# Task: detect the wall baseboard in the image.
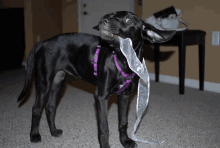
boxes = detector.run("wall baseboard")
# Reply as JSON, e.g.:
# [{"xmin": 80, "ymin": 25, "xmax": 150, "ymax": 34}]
[
  {"xmin": 21, "ymin": 61, "xmax": 219, "ymax": 94},
  {"xmin": 149, "ymin": 73, "xmax": 220, "ymax": 94}
]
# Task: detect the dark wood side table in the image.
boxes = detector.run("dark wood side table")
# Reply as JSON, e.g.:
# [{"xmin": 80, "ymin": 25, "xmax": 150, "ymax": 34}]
[{"xmin": 144, "ymin": 29, "xmax": 206, "ymax": 94}]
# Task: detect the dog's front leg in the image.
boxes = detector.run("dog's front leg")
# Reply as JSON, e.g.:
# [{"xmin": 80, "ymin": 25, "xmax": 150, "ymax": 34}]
[
  {"xmin": 94, "ymin": 87, "xmax": 110, "ymax": 148},
  {"xmin": 117, "ymin": 94, "xmax": 137, "ymax": 148}
]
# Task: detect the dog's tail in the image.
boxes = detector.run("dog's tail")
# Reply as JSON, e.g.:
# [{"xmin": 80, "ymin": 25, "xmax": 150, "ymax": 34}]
[{"xmin": 17, "ymin": 42, "xmax": 41, "ymax": 103}]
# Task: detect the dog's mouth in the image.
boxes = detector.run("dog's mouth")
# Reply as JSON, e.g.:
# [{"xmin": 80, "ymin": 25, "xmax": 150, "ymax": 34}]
[
  {"xmin": 147, "ymin": 30, "xmax": 163, "ymax": 42},
  {"xmin": 99, "ymin": 30, "xmax": 118, "ymax": 40}
]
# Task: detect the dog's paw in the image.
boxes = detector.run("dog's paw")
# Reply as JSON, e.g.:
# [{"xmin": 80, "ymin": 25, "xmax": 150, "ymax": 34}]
[
  {"xmin": 30, "ymin": 133, "xmax": 41, "ymax": 143},
  {"xmin": 121, "ymin": 138, "xmax": 138, "ymax": 148},
  {"xmin": 51, "ymin": 129, "xmax": 63, "ymax": 137}
]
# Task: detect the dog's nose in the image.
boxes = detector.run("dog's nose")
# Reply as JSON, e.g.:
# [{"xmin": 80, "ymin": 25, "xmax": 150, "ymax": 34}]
[{"xmin": 104, "ymin": 19, "xmax": 108, "ymax": 25}]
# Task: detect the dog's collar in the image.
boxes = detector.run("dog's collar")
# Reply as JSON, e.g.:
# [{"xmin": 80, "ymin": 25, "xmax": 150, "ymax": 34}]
[{"xmin": 94, "ymin": 45, "xmax": 135, "ymax": 94}]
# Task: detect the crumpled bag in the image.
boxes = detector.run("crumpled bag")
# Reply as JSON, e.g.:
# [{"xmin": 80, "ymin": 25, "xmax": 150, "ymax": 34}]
[{"xmin": 118, "ymin": 36, "xmax": 164, "ymax": 145}]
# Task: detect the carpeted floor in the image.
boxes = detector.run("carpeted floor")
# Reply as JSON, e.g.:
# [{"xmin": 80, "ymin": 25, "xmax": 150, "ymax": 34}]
[{"xmin": 0, "ymin": 68, "xmax": 220, "ymax": 148}]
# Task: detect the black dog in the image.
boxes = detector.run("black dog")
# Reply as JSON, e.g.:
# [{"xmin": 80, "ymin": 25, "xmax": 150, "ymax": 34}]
[{"xmin": 18, "ymin": 11, "xmax": 175, "ymax": 148}]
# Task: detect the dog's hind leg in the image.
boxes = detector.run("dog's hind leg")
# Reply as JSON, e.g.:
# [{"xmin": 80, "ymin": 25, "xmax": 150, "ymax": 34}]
[
  {"xmin": 45, "ymin": 70, "xmax": 66, "ymax": 137},
  {"xmin": 30, "ymin": 65, "xmax": 56, "ymax": 143}
]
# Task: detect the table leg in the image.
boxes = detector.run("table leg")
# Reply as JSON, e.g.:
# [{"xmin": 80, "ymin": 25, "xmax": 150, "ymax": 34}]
[
  {"xmin": 199, "ymin": 44, "xmax": 205, "ymax": 90},
  {"xmin": 154, "ymin": 44, "xmax": 160, "ymax": 82},
  {"xmin": 179, "ymin": 41, "xmax": 186, "ymax": 94}
]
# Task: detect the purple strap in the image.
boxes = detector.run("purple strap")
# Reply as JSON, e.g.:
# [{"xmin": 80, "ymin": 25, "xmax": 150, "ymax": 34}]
[
  {"xmin": 94, "ymin": 45, "xmax": 101, "ymax": 76},
  {"xmin": 113, "ymin": 53, "xmax": 129, "ymax": 78},
  {"xmin": 113, "ymin": 51, "xmax": 136, "ymax": 94},
  {"xmin": 94, "ymin": 45, "xmax": 136, "ymax": 94}
]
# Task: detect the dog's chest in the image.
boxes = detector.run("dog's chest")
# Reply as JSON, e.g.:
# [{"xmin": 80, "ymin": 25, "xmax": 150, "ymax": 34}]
[{"xmin": 96, "ymin": 47, "xmax": 139, "ymax": 95}]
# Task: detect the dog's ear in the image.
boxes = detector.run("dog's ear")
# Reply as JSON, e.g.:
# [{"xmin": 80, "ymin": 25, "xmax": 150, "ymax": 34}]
[
  {"xmin": 141, "ymin": 21, "xmax": 176, "ymax": 43},
  {"xmin": 93, "ymin": 25, "xmax": 100, "ymax": 31}
]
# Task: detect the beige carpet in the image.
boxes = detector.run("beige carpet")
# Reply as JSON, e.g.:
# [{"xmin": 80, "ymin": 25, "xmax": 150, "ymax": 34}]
[{"xmin": 0, "ymin": 68, "xmax": 220, "ymax": 148}]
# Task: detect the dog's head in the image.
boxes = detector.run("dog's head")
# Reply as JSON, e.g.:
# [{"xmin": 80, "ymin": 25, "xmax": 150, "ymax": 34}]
[{"xmin": 93, "ymin": 11, "xmax": 176, "ymax": 48}]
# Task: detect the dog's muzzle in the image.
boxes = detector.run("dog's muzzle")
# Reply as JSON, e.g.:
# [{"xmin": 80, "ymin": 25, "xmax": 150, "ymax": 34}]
[{"xmin": 99, "ymin": 18, "xmax": 119, "ymax": 41}]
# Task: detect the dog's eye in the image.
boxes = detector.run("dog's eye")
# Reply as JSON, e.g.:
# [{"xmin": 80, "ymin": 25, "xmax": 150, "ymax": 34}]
[{"xmin": 125, "ymin": 19, "xmax": 132, "ymax": 24}]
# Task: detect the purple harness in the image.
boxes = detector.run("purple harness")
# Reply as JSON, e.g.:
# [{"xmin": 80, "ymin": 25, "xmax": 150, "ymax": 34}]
[{"xmin": 94, "ymin": 45, "xmax": 136, "ymax": 94}]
